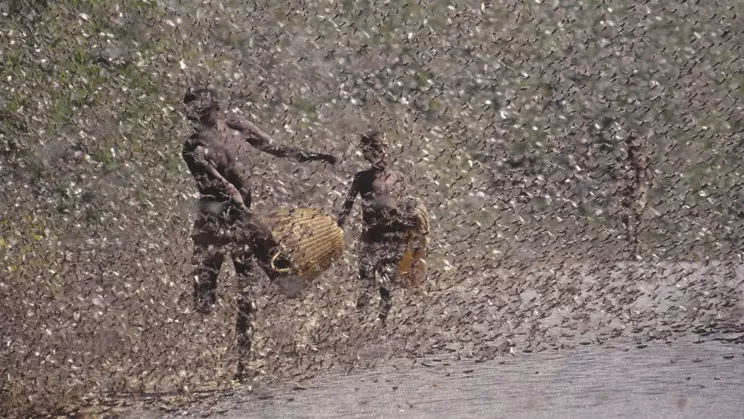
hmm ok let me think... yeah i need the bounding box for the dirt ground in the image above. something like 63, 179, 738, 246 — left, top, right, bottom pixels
121, 335, 744, 418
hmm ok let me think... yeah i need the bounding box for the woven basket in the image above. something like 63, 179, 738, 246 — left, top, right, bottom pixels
397, 198, 430, 288
256, 207, 344, 282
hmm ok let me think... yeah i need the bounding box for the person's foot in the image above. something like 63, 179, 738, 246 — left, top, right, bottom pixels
356, 288, 374, 310
232, 371, 248, 383
194, 300, 214, 314
378, 287, 392, 326
193, 290, 216, 314
377, 311, 388, 327
355, 298, 367, 311
234, 363, 257, 384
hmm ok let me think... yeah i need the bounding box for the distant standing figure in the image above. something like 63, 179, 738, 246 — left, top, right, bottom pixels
181, 85, 338, 380
336, 130, 425, 325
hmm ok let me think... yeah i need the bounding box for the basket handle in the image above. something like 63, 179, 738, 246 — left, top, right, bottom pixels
270, 250, 293, 273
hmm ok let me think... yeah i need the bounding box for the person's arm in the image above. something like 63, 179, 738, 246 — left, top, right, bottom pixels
336, 173, 360, 228
226, 117, 337, 165
192, 145, 277, 244
191, 145, 247, 210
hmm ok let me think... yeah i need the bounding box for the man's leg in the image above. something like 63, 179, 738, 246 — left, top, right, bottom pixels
191, 245, 225, 314
231, 247, 257, 382
356, 241, 378, 313
191, 211, 226, 314
375, 237, 405, 325
375, 258, 398, 325
191, 211, 225, 314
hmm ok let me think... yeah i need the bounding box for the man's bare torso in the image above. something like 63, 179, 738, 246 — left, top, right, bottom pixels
183, 119, 253, 204
356, 168, 405, 229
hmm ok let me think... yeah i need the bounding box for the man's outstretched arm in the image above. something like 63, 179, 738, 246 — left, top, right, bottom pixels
336, 174, 360, 228
226, 117, 338, 165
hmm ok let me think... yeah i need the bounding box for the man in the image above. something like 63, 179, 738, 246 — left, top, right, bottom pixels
336, 130, 421, 325
181, 86, 337, 380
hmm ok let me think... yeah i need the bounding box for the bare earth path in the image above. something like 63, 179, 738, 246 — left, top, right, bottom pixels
122, 334, 744, 418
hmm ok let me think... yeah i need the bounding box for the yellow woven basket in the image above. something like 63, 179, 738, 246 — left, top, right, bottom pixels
397, 198, 430, 288
256, 207, 344, 282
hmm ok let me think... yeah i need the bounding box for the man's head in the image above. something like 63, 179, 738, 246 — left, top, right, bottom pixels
183, 86, 220, 125
360, 130, 390, 169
